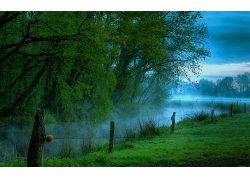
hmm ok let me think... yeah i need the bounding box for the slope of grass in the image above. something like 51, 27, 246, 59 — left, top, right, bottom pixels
1, 113, 250, 167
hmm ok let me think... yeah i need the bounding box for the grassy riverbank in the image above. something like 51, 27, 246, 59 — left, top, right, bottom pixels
1, 112, 250, 167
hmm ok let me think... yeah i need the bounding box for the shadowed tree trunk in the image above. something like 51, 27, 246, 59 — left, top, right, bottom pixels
27, 110, 46, 167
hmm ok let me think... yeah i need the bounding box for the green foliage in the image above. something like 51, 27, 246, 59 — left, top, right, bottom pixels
0, 159, 26, 167
193, 110, 210, 121
58, 139, 75, 158
137, 118, 160, 138
2, 115, 33, 126
2, 112, 250, 167
220, 113, 229, 118
232, 103, 243, 114
81, 152, 111, 166
123, 125, 137, 142
123, 141, 135, 149
177, 110, 211, 129
81, 134, 93, 155
0, 11, 210, 126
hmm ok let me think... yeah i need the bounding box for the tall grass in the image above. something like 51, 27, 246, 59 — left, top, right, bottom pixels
58, 139, 75, 158
137, 118, 160, 138
181, 110, 210, 122
81, 133, 93, 155
1, 112, 250, 167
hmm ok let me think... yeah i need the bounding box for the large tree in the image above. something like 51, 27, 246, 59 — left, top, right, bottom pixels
110, 11, 210, 106
0, 11, 210, 125
0, 12, 116, 122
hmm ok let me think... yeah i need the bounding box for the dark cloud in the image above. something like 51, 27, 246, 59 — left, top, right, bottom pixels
201, 11, 250, 64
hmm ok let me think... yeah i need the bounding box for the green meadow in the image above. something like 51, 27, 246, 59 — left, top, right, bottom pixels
2, 111, 250, 167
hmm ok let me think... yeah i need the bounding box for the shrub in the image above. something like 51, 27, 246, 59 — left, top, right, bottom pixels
179, 110, 211, 127
123, 124, 137, 142
58, 139, 75, 158
138, 118, 160, 138
193, 110, 210, 121
81, 134, 93, 155
233, 105, 243, 114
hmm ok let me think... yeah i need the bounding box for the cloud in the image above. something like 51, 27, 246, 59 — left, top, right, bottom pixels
201, 11, 250, 64
189, 62, 250, 82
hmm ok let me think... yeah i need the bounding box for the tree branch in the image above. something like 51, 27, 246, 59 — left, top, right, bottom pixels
0, 58, 48, 100
0, 12, 21, 29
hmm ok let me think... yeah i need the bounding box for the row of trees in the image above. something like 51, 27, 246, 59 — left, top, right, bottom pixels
174, 72, 250, 97
0, 11, 210, 125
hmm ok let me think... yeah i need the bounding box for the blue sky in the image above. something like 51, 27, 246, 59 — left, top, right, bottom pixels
192, 11, 250, 82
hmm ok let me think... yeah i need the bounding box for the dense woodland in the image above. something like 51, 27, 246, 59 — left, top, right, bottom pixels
0, 11, 210, 126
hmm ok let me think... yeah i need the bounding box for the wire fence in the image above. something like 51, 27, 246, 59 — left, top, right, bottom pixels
0, 99, 249, 162
47, 100, 249, 143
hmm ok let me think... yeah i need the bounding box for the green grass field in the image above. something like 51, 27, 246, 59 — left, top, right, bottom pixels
1, 111, 250, 167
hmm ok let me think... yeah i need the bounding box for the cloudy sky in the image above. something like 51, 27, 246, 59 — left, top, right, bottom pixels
2, 2, 249, 83
193, 11, 250, 82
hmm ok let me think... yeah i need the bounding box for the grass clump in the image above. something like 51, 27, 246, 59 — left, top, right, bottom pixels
122, 118, 160, 141
193, 110, 210, 121
233, 104, 243, 114
123, 141, 135, 149
137, 118, 160, 138
58, 139, 75, 158
81, 134, 93, 155
123, 124, 137, 142
180, 110, 210, 123
220, 113, 229, 118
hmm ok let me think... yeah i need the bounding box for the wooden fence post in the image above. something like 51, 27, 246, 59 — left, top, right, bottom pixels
244, 103, 246, 113
211, 109, 214, 122
171, 112, 176, 133
109, 121, 115, 153
230, 104, 233, 116
27, 110, 46, 167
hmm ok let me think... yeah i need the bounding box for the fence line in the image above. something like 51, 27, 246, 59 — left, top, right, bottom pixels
45, 102, 249, 141
24, 100, 248, 164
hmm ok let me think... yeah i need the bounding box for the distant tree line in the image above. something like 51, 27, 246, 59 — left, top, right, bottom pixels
173, 72, 250, 97
0, 11, 209, 126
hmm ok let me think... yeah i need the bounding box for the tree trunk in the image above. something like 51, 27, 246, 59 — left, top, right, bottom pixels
27, 110, 46, 167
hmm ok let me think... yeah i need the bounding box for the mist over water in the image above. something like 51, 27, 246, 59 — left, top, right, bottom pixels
164, 95, 250, 123
1, 95, 249, 161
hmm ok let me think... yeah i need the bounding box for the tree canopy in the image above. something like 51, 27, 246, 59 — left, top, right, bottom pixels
0, 11, 210, 126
